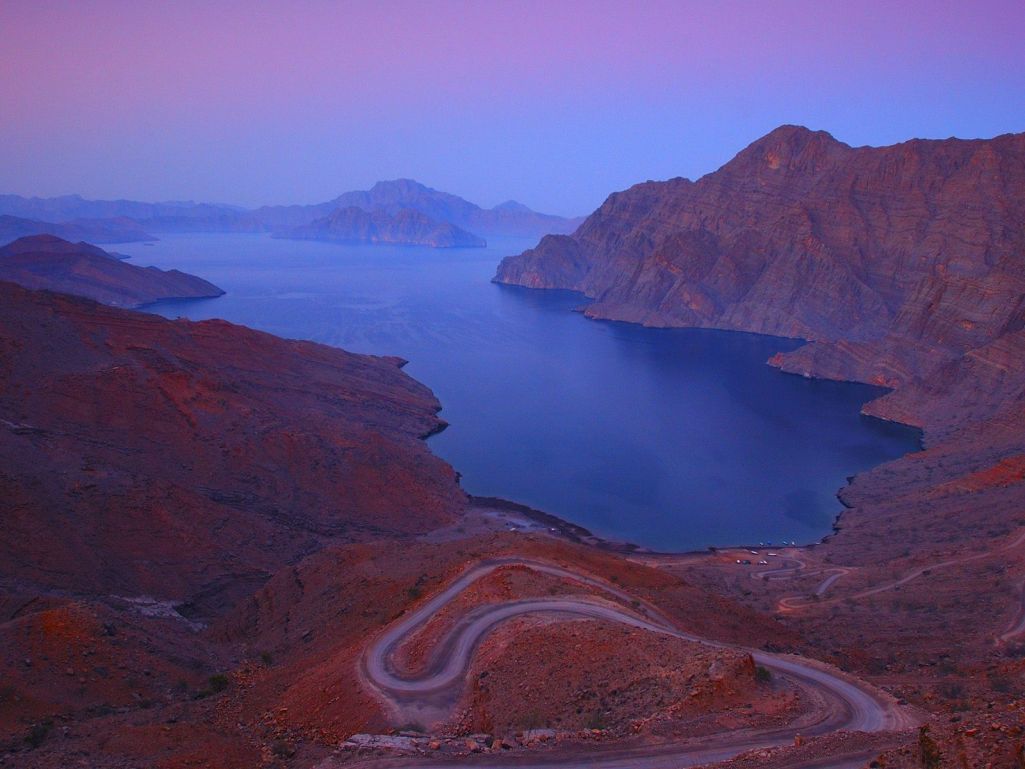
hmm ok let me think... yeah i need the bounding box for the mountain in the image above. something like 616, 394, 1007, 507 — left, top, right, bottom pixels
0, 214, 156, 245
0, 193, 246, 225
276, 205, 486, 248
0, 183, 583, 240
315, 179, 583, 238
0, 234, 224, 307
495, 125, 1025, 395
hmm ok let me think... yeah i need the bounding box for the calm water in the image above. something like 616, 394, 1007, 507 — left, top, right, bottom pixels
129, 233, 920, 551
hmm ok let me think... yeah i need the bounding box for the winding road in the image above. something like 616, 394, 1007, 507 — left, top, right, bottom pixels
778, 529, 1025, 614
352, 558, 914, 768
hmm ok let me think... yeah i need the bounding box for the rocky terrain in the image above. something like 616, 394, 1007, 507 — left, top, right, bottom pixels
0, 279, 470, 765
495, 126, 1025, 381
277, 206, 486, 248
6, 128, 1025, 769
0, 234, 224, 307
0, 214, 155, 245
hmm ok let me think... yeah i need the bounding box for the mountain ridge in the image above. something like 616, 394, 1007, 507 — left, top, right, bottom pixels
0, 234, 225, 307
0, 213, 156, 246
0, 181, 582, 241
494, 125, 1025, 410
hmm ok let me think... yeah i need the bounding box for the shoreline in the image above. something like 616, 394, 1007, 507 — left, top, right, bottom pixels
478, 285, 927, 562
470, 494, 827, 560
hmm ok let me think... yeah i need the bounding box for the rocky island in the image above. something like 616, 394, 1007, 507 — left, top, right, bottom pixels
276, 205, 486, 248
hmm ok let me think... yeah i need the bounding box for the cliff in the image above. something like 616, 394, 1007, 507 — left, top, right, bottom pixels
495, 126, 1025, 397
0, 234, 224, 307
276, 205, 486, 248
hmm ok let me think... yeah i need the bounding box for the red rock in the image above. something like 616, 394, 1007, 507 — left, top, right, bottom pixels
0, 281, 464, 615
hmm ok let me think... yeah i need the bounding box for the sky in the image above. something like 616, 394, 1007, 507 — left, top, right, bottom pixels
1, 0, 1023, 216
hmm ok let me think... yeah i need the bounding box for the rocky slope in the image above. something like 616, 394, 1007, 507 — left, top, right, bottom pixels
0, 281, 468, 765
495, 125, 1025, 395
0, 234, 224, 307
277, 206, 486, 248
0, 214, 155, 245
0, 281, 464, 615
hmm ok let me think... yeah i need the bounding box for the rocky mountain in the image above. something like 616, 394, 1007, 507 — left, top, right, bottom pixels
308, 178, 583, 238
0, 234, 224, 307
276, 205, 486, 248
495, 125, 1025, 396
0, 214, 156, 245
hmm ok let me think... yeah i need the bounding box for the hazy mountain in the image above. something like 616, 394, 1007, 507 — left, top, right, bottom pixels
0, 194, 244, 223
0, 214, 156, 246
319, 179, 582, 238
0, 182, 582, 240
277, 206, 486, 248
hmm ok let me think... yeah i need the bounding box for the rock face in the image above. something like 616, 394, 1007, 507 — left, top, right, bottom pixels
0, 234, 224, 307
495, 125, 1025, 396
0, 281, 464, 614
277, 205, 486, 248
0, 214, 156, 245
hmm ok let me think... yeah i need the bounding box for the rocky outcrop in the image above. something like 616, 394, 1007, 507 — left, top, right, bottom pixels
0, 281, 464, 614
495, 126, 1025, 398
0, 234, 224, 307
277, 206, 486, 248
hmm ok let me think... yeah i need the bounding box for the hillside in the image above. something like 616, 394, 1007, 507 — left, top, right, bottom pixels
0, 281, 463, 611
0, 234, 224, 307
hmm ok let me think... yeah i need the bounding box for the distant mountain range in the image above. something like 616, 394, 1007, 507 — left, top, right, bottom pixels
0, 234, 224, 307
0, 180, 582, 247
0, 214, 156, 246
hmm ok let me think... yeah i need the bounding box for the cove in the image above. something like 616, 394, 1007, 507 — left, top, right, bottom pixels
133, 233, 921, 552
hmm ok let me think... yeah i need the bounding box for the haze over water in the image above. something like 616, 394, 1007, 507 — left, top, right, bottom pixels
136, 233, 920, 551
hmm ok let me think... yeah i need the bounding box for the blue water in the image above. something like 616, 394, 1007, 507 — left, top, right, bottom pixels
128, 233, 920, 551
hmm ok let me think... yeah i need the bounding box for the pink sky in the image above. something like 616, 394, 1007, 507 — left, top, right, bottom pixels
1, 0, 1023, 214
